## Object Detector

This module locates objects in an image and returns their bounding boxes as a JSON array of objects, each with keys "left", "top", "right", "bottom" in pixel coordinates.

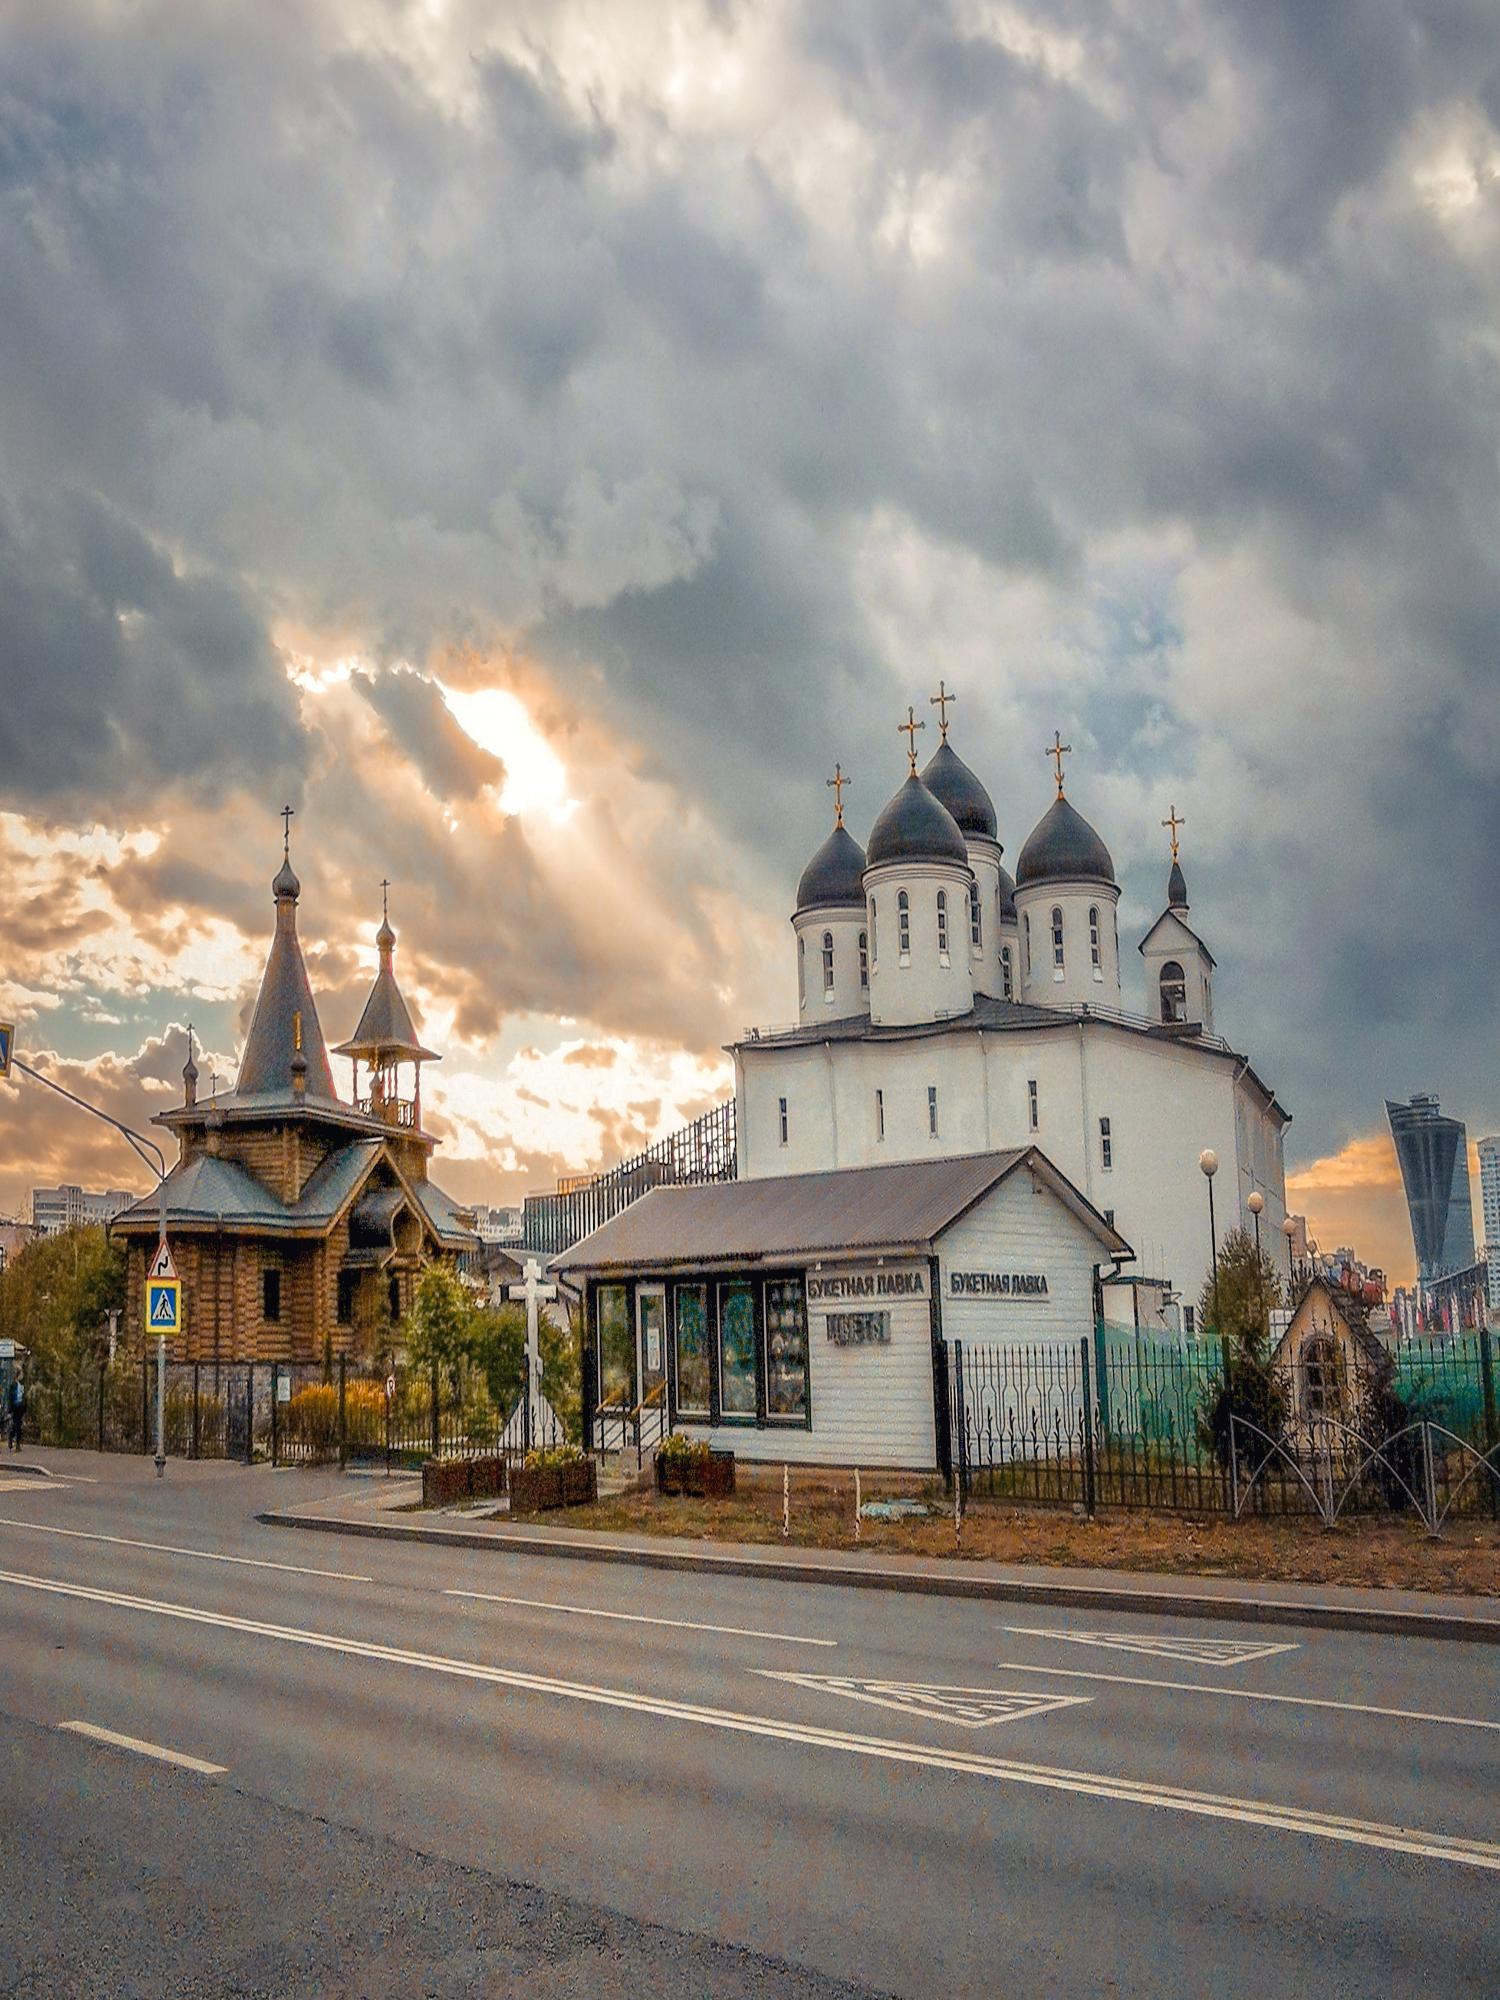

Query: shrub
[
  {"left": 657, "top": 1431, "right": 712, "bottom": 1466},
  {"left": 283, "top": 1384, "right": 339, "bottom": 1448},
  {"left": 523, "top": 1441, "right": 586, "bottom": 1472}
]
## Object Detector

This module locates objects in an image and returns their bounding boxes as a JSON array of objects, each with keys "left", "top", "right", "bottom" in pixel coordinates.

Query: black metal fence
[
  {"left": 521, "top": 1099, "right": 737, "bottom": 1256},
  {"left": 20, "top": 1353, "right": 572, "bottom": 1470},
  {"left": 950, "top": 1328, "right": 1500, "bottom": 1524}
]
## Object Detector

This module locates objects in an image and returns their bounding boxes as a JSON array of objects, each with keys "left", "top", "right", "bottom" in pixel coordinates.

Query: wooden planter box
[
  {"left": 509, "top": 1457, "right": 598, "bottom": 1514},
  {"left": 421, "top": 1454, "right": 508, "bottom": 1509},
  {"left": 656, "top": 1451, "right": 736, "bottom": 1499}
]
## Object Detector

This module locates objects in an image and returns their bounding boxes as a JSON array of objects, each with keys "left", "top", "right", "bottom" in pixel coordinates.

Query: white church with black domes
[{"left": 734, "top": 692, "right": 1291, "bottom": 1326}]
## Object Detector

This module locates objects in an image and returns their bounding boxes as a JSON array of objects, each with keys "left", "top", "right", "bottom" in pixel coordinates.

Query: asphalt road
[{"left": 0, "top": 1450, "right": 1496, "bottom": 1998}]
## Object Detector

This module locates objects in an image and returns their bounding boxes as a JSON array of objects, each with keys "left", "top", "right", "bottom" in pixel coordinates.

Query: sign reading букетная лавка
[
  {"left": 806, "top": 1267, "right": 928, "bottom": 1303},
  {"left": 948, "top": 1270, "right": 1050, "bottom": 1298}
]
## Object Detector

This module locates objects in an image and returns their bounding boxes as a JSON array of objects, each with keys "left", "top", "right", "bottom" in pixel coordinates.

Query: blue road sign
[
  {"left": 0, "top": 1022, "right": 13, "bottom": 1079},
  {"left": 146, "top": 1279, "right": 181, "bottom": 1336}
]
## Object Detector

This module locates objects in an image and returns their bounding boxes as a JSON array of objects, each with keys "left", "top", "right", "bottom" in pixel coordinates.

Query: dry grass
[{"left": 569, "top": 1464, "right": 1500, "bottom": 1598}]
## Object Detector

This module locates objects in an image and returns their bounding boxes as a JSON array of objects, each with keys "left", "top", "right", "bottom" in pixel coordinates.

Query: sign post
[
  {"left": 507, "top": 1257, "right": 559, "bottom": 1452},
  {"left": 146, "top": 1252, "right": 180, "bottom": 1480}
]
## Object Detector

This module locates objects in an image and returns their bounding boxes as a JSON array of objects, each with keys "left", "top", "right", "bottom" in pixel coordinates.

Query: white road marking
[
  {"left": 757, "top": 1672, "right": 1091, "bottom": 1728},
  {"left": 1004, "top": 1626, "right": 1300, "bottom": 1667},
  {"left": 994, "top": 1660, "right": 1500, "bottom": 1732},
  {"left": 0, "top": 1517, "right": 371, "bottom": 1583},
  {"left": 58, "top": 1720, "right": 226, "bottom": 1775},
  {"left": 445, "top": 1589, "right": 836, "bottom": 1648},
  {"left": 5, "top": 1567, "right": 1499, "bottom": 1874},
  {"left": 0, "top": 1477, "right": 63, "bottom": 1494}
]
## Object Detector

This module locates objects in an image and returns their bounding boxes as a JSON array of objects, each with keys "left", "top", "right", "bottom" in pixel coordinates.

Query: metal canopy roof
[{"left": 553, "top": 1147, "right": 1130, "bottom": 1275}]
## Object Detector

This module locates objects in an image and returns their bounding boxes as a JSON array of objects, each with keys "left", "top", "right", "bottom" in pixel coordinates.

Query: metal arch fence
[{"left": 950, "top": 1328, "right": 1500, "bottom": 1521}]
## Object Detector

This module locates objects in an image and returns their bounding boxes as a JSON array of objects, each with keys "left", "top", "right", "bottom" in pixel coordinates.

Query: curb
[
  {"left": 256, "top": 1509, "right": 1500, "bottom": 1644},
  {"left": 1, "top": 1461, "right": 54, "bottom": 1480}
]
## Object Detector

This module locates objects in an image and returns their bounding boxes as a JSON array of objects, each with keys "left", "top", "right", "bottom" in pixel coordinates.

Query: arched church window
[
  {"left": 969, "top": 881, "right": 982, "bottom": 951},
  {"left": 1089, "top": 906, "right": 1101, "bottom": 968},
  {"left": 868, "top": 899, "right": 877, "bottom": 966},
  {"left": 1160, "top": 960, "right": 1187, "bottom": 1023},
  {"left": 798, "top": 934, "right": 806, "bottom": 1008},
  {"left": 1302, "top": 1336, "right": 1341, "bottom": 1418},
  {"left": 936, "top": 890, "right": 950, "bottom": 959},
  {"left": 858, "top": 930, "right": 869, "bottom": 989},
  {"left": 1023, "top": 912, "right": 1031, "bottom": 977},
  {"left": 1001, "top": 945, "right": 1013, "bottom": 1001},
  {"left": 822, "top": 930, "right": 835, "bottom": 992},
  {"left": 1051, "top": 906, "right": 1065, "bottom": 972},
  {"left": 898, "top": 890, "right": 911, "bottom": 957}
]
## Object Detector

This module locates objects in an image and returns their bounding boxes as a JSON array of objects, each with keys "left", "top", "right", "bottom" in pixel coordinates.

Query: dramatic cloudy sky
[{"left": 3, "top": 0, "right": 1499, "bottom": 1279}]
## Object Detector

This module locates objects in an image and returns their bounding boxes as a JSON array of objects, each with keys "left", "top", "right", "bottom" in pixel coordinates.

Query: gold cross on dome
[
  {"left": 1162, "top": 805, "right": 1185, "bottom": 862},
  {"left": 1045, "top": 731, "right": 1071, "bottom": 796},
  {"left": 930, "top": 680, "right": 956, "bottom": 741},
  {"left": 899, "top": 705, "right": 926, "bottom": 774},
  {"left": 826, "top": 764, "right": 850, "bottom": 827},
  {"left": 280, "top": 804, "right": 295, "bottom": 857}
]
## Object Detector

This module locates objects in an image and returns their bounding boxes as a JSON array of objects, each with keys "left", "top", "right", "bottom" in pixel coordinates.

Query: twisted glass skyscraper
[{"left": 1386, "top": 1093, "right": 1476, "bottom": 1285}]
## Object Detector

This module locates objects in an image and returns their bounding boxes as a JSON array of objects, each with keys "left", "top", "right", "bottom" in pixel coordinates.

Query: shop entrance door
[{"left": 636, "top": 1285, "right": 668, "bottom": 1428}]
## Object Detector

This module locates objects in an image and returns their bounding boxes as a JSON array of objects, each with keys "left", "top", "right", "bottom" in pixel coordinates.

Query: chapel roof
[{"left": 334, "top": 905, "right": 439, "bottom": 1062}]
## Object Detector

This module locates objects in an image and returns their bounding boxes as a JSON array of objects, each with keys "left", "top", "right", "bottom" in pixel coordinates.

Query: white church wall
[
  {"left": 793, "top": 907, "right": 868, "bottom": 1026},
  {"left": 1014, "top": 883, "right": 1122, "bottom": 1009},
  {"left": 865, "top": 860, "right": 975, "bottom": 1028},
  {"left": 966, "top": 840, "right": 1004, "bottom": 998}
]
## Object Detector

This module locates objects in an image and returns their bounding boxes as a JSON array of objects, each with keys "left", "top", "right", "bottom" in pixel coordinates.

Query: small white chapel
[{"left": 731, "top": 689, "right": 1291, "bottom": 1328}]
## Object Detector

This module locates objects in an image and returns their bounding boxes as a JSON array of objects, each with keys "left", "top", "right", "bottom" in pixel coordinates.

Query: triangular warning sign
[
  {"left": 756, "top": 1672, "right": 1091, "bottom": 1730},
  {"left": 148, "top": 1241, "right": 178, "bottom": 1282},
  {"left": 1003, "top": 1627, "right": 1299, "bottom": 1668}
]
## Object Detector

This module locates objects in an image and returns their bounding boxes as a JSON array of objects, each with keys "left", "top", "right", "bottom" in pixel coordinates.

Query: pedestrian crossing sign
[
  {"left": 146, "top": 1279, "right": 181, "bottom": 1336},
  {"left": 0, "top": 1021, "right": 13, "bottom": 1079}
]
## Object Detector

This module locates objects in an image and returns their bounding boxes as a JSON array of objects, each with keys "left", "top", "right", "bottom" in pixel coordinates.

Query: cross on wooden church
[
  {"left": 929, "top": 680, "right": 956, "bottom": 741},
  {"left": 508, "top": 1256, "right": 559, "bottom": 1449},
  {"left": 1045, "top": 731, "right": 1071, "bottom": 796},
  {"left": 280, "top": 804, "right": 295, "bottom": 855},
  {"left": 826, "top": 763, "right": 849, "bottom": 826},
  {"left": 1162, "top": 805, "right": 1185, "bottom": 861},
  {"left": 898, "top": 705, "right": 926, "bottom": 773}
]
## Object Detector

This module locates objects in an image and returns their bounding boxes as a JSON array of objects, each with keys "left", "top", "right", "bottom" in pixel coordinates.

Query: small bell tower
[
  {"left": 1139, "top": 808, "right": 1216, "bottom": 1031},
  {"left": 334, "top": 883, "right": 439, "bottom": 1132}
]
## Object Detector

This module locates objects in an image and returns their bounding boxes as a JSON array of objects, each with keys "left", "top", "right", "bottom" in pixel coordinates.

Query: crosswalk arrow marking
[
  {"left": 756, "top": 1672, "right": 1092, "bottom": 1729},
  {"left": 1003, "top": 1627, "right": 1300, "bottom": 1668}
]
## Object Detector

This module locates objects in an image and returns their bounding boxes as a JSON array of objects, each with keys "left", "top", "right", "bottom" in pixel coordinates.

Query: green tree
[
  {"left": 1196, "top": 1226, "right": 1287, "bottom": 1476},
  {"left": 539, "top": 1302, "right": 582, "bottom": 1442},
  {"left": 466, "top": 1302, "right": 526, "bottom": 1416},
  {"left": 0, "top": 1226, "right": 126, "bottom": 1379},
  {"left": 404, "top": 1263, "right": 474, "bottom": 1386}
]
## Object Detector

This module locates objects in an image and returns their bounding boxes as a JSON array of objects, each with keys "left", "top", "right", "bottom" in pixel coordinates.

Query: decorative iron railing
[{"left": 521, "top": 1098, "right": 738, "bottom": 1256}]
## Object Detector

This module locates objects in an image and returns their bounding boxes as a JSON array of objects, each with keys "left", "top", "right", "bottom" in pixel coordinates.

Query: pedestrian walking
[{"left": 6, "top": 1374, "right": 24, "bottom": 1451}]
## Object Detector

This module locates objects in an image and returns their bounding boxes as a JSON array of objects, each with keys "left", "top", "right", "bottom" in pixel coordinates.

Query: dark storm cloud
[
  {"left": 352, "top": 669, "right": 506, "bottom": 800},
  {"left": 3, "top": 0, "right": 1500, "bottom": 1190}
]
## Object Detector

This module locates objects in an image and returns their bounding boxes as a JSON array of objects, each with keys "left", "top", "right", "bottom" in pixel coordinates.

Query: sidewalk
[{"left": 260, "top": 1484, "right": 1500, "bottom": 1643}]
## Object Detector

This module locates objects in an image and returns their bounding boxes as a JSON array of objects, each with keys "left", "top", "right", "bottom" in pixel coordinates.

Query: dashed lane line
[
  {"left": 4, "top": 1567, "right": 1499, "bottom": 1874},
  {"left": 445, "top": 1589, "right": 836, "bottom": 1648},
  {"left": 0, "top": 1517, "right": 371, "bottom": 1583},
  {"left": 59, "top": 1720, "right": 227, "bottom": 1775},
  {"left": 993, "top": 1659, "right": 1500, "bottom": 1732}
]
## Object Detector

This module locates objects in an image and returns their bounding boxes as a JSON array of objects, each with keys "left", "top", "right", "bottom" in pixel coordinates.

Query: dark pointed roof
[
  {"left": 921, "top": 740, "right": 997, "bottom": 841},
  {"left": 1015, "top": 793, "right": 1115, "bottom": 888},
  {"left": 865, "top": 773, "right": 969, "bottom": 870},
  {"left": 1168, "top": 858, "right": 1188, "bottom": 910},
  {"left": 334, "top": 912, "right": 439, "bottom": 1063},
  {"left": 795, "top": 823, "right": 867, "bottom": 913},
  {"left": 235, "top": 857, "right": 339, "bottom": 1104}
]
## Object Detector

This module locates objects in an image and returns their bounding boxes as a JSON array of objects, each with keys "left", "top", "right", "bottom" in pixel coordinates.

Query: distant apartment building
[
  {"left": 1385, "top": 1094, "right": 1476, "bottom": 1286},
  {"left": 470, "top": 1203, "right": 525, "bottom": 1246},
  {"left": 1479, "top": 1135, "right": 1500, "bottom": 1312},
  {"left": 0, "top": 1219, "right": 38, "bottom": 1274},
  {"left": 30, "top": 1184, "right": 137, "bottom": 1237}
]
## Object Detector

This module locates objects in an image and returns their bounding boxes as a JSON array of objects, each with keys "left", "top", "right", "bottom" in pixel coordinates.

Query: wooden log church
[{"left": 113, "top": 828, "right": 477, "bottom": 1366}]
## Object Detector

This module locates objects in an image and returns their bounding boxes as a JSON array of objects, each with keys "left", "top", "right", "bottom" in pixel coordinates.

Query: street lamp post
[
  {"left": 1282, "top": 1214, "right": 1298, "bottom": 1291},
  {"left": 1247, "top": 1190, "right": 1265, "bottom": 1340},
  {"left": 1199, "top": 1150, "right": 1224, "bottom": 1387}
]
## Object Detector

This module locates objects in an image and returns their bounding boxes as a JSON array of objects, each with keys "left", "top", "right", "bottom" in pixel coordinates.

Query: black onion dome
[
  {"left": 997, "top": 860, "right": 1018, "bottom": 923},
  {"left": 921, "top": 741, "right": 997, "bottom": 840},
  {"left": 865, "top": 774, "right": 969, "bottom": 870},
  {"left": 1015, "top": 794, "right": 1115, "bottom": 888},
  {"left": 795, "top": 823, "right": 867, "bottom": 912}
]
